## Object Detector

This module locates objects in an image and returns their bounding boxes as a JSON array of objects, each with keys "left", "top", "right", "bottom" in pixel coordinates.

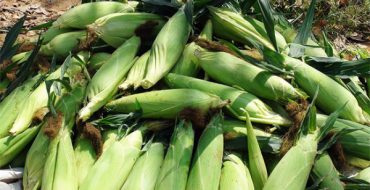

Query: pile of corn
[{"left": 1, "top": 1, "right": 370, "bottom": 190}]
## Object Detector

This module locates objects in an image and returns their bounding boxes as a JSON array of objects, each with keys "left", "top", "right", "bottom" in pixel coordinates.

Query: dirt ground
[{"left": 0, "top": 0, "right": 80, "bottom": 45}]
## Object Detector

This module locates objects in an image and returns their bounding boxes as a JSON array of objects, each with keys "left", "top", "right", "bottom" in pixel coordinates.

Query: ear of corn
[
  {"left": 0, "top": 125, "right": 40, "bottom": 167},
  {"left": 88, "top": 52, "right": 112, "bottom": 70},
  {"left": 119, "top": 51, "right": 150, "bottom": 90},
  {"left": 89, "top": 13, "right": 165, "bottom": 48},
  {"left": 74, "top": 136, "right": 96, "bottom": 186},
  {"left": 11, "top": 51, "right": 32, "bottom": 63},
  {"left": 311, "top": 152, "right": 344, "bottom": 190},
  {"left": 171, "top": 20, "right": 212, "bottom": 77},
  {"left": 0, "top": 75, "right": 40, "bottom": 138},
  {"left": 165, "top": 73, "right": 291, "bottom": 126},
  {"left": 106, "top": 89, "right": 224, "bottom": 119},
  {"left": 41, "top": 27, "right": 74, "bottom": 44},
  {"left": 79, "top": 128, "right": 144, "bottom": 190},
  {"left": 186, "top": 114, "right": 224, "bottom": 190},
  {"left": 245, "top": 112, "right": 268, "bottom": 190},
  {"left": 23, "top": 123, "right": 51, "bottom": 190},
  {"left": 355, "top": 167, "right": 370, "bottom": 183},
  {"left": 141, "top": 8, "right": 191, "bottom": 89},
  {"left": 40, "top": 31, "right": 87, "bottom": 57},
  {"left": 219, "top": 153, "right": 255, "bottom": 190},
  {"left": 41, "top": 84, "right": 86, "bottom": 190},
  {"left": 346, "top": 155, "right": 370, "bottom": 169},
  {"left": 281, "top": 55, "right": 368, "bottom": 123},
  {"left": 79, "top": 36, "right": 140, "bottom": 121},
  {"left": 197, "top": 51, "right": 302, "bottom": 103},
  {"left": 208, "top": 6, "right": 288, "bottom": 53},
  {"left": 222, "top": 119, "right": 272, "bottom": 140},
  {"left": 52, "top": 1, "right": 139, "bottom": 29},
  {"left": 155, "top": 120, "right": 194, "bottom": 190},
  {"left": 121, "top": 142, "right": 165, "bottom": 190}
]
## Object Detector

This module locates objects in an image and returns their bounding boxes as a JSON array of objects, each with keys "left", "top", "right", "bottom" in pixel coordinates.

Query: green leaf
[
  {"left": 299, "top": 86, "right": 319, "bottom": 136},
  {"left": 29, "top": 21, "right": 53, "bottom": 30},
  {"left": 257, "top": 0, "right": 278, "bottom": 52},
  {"left": 289, "top": 0, "right": 317, "bottom": 58},
  {"left": 306, "top": 57, "right": 370, "bottom": 78},
  {"left": 345, "top": 79, "right": 370, "bottom": 115},
  {"left": 322, "top": 31, "right": 334, "bottom": 57},
  {"left": 0, "top": 16, "right": 25, "bottom": 63}
]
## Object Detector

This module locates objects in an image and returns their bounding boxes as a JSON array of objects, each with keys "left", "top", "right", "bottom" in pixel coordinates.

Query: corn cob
[
  {"left": 41, "top": 27, "right": 74, "bottom": 44},
  {"left": 171, "top": 20, "right": 212, "bottom": 77},
  {"left": 245, "top": 112, "right": 268, "bottom": 190},
  {"left": 0, "top": 75, "right": 39, "bottom": 138},
  {"left": 74, "top": 136, "right": 96, "bottom": 186},
  {"left": 141, "top": 8, "right": 191, "bottom": 89},
  {"left": 79, "top": 128, "right": 144, "bottom": 190},
  {"left": 88, "top": 13, "right": 165, "bottom": 48},
  {"left": 0, "top": 125, "right": 40, "bottom": 167},
  {"left": 40, "top": 31, "right": 87, "bottom": 57},
  {"left": 23, "top": 123, "right": 50, "bottom": 190},
  {"left": 155, "top": 120, "right": 194, "bottom": 190},
  {"left": 119, "top": 51, "right": 150, "bottom": 90},
  {"left": 222, "top": 119, "right": 272, "bottom": 140},
  {"left": 271, "top": 54, "right": 368, "bottom": 123},
  {"left": 263, "top": 104, "right": 320, "bottom": 190},
  {"left": 88, "top": 52, "right": 111, "bottom": 70},
  {"left": 165, "top": 73, "right": 291, "bottom": 126},
  {"left": 9, "top": 55, "right": 87, "bottom": 135},
  {"left": 186, "top": 114, "right": 224, "bottom": 190},
  {"left": 79, "top": 36, "right": 140, "bottom": 121},
  {"left": 52, "top": 1, "right": 139, "bottom": 29},
  {"left": 355, "top": 167, "right": 370, "bottom": 183},
  {"left": 346, "top": 155, "right": 370, "bottom": 169},
  {"left": 311, "top": 152, "right": 344, "bottom": 190},
  {"left": 219, "top": 153, "right": 255, "bottom": 190},
  {"left": 208, "top": 6, "right": 288, "bottom": 52},
  {"left": 106, "top": 89, "right": 224, "bottom": 119},
  {"left": 121, "top": 142, "right": 165, "bottom": 190},
  {"left": 197, "top": 51, "right": 302, "bottom": 103},
  {"left": 41, "top": 84, "right": 86, "bottom": 190}
]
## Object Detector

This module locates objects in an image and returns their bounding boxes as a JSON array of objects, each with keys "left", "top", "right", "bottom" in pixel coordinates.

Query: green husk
[
  {"left": 102, "top": 129, "right": 119, "bottom": 152},
  {"left": 171, "top": 20, "right": 212, "bottom": 77},
  {"left": 280, "top": 55, "right": 368, "bottom": 123},
  {"left": 74, "top": 136, "right": 96, "bottom": 186},
  {"left": 0, "top": 125, "right": 40, "bottom": 167},
  {"left": 105, "top": 89, "right": 224, "bottom": 119},
  {"left": 40, "top": 31, "right": 87, "bottom": 57},
  {"left": 155, "top": 120, "right": 194, "bottom": 190},
  {"left": 121, "top": 142, "right": 164, "bottom": 190},
  {"left": 219, "top": 153, "right": 255, "bottom": 190},
  {"left": 355, "top": 167, "right": 370, "bottom": 183},
  {"left": 197, "top": 51, "right": 302, "bottom": 103},
  {"left": 88, "top": 13, "right": 164, "bottom": 47},
  {"left": 41, "top": 84, "right": 86, "bottom": 190},
  {"left": 88, "top": 52, "right": 111, "bottom": 70},
  {"left": 208, "top": 6, "right": 288, "bottom": 53},
  {"left": 23, "top": 124, "right": 50, "bottom": 190},
  {"left": 165, "top": 73, "right": 291, "bottom": 126},
  {"left": 0, "top": 75, "right": 39, "bottom": 138},
  {"left": 311, "top": 152, "right": 344, "bottom": 190},
  {"left": 119, "top": 51, "right": 150, "bottom": 90},
  {"left": 186, "top": 114, "right": 224, "bottom": 190},
  {"left": 79, "top": 128, "right": 144, "bottom": 190},
  {"left": 52, "top": 1, "right": 139, "bottom": 29},
  {"left": 141, "top": 8, "right": 191, "bottom": 89},
  {"left": 41, "top": 27, "right": 74, "bottom": 44},
  {"left": 245, "top": 112, "right": 268, "bottom": 190},
  {"left": 79, "top": 36, "right": 140, "bottom": 121}
]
